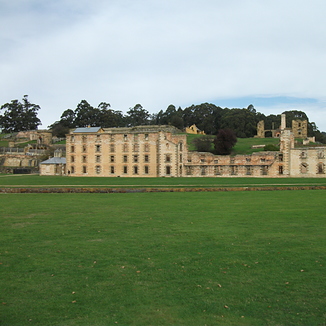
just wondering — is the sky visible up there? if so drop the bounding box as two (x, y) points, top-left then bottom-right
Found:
(1, 0), (326, 131)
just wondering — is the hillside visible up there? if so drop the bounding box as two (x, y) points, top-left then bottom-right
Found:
(187, 134), (280, 155)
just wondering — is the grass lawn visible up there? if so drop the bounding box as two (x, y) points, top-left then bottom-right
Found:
(233, 138), (279, 155)
(186, 134), (280, 154)
(0, 190), (325, 325)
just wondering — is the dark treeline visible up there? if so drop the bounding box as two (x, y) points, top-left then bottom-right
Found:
(49, 100), (326, 143)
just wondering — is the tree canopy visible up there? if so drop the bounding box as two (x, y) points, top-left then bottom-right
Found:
(214, 129), (237, 155)
(0, 95), (41, 133)
(1, 97), (325, 144)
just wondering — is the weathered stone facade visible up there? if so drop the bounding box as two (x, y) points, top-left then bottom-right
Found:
(0, 147), (45, 173)
(66, 126), (186, 177)
(16, 130), (53, 145)
(184, 151), (279, 177)
(39, 150), (66, 176)
(63, 121), (326, 178)
(256, 114), (308, 139)
(291, 119), (308, 139)
(185, 124), (205, 135)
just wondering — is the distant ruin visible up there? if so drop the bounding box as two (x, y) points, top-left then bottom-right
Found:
(0, 129), (65, 173)
(256, 118), (308, 139)
(185, 124), (205, 135)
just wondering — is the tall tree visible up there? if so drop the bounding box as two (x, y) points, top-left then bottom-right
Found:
(213, 129), (237, 155)
(99, 102), (124, 128)
(220, 107), (257, 138)
(0, 95), (41, 132)
(183, 103), (223, 134)
(60, 109), (76, 128)
(125, 104), (150, 126)
(74, 100), (101, 127)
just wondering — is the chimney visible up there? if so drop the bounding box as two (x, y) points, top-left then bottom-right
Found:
(281, 114), (286, 130)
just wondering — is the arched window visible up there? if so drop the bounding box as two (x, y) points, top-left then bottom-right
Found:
(279, 165), (283, 174)
(317, 163), (325, 174)
(300, 163), (308, 174)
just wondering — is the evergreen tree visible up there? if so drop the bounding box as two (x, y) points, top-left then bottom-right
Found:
(0, 95), (41, 132)
(214, 129), (237, 155)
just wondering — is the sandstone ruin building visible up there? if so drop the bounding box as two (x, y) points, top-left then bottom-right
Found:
(62, 114), (325, 178)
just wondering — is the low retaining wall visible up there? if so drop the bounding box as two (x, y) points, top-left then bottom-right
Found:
(0, 186), (326, 193)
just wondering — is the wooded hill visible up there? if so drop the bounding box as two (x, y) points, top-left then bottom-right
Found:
(1, 96), (325, 143)
(50, 101), (326, 143)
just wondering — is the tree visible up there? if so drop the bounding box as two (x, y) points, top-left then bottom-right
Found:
(0, 95), (41, 132)
(220, 107), (257, 138)
(183, 103), (222, 134)
(213, 129), (237, 155)
(48, 121), (70, 138)
(99, 102), (124, 128)
(60, 109), (76, 128)
(125, 104), (150, 126)
(74, 100), (101, 127)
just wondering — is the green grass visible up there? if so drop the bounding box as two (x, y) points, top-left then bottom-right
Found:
(0, 190), (325, 325)
(186, 134), (280, 154)
(233, 138), (279, 155)
(54, 139), (66, 145)
(0, 140), (8, 147)
(0, 134), (9, 147)
(15, 140), (37, 148)
(186, 134), (210, 151)
(0, 138), (37, 148)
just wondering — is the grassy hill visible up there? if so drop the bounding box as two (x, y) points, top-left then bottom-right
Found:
(186, 134), (279, 155)
(233, 137), (279, 154)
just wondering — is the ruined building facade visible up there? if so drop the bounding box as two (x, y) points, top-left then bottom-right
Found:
(256, 118), (308, 139)
(65, 126), (186, 177)
(64, 116), (325, 178)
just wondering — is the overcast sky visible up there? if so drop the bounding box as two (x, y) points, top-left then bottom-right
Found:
(1, 0), (326, 131)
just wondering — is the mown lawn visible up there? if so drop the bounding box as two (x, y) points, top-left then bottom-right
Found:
(0, 190), (325, 325)
(233, 138), (279, 155)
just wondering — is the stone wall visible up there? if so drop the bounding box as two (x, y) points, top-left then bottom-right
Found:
(289, 147), (325, 177)
(0, 154), (40, 168)
(184, 151), (281, 177)
(63, 123), (326, 178)
(66, 127), (187, 177)
(292, 120), (308, 139)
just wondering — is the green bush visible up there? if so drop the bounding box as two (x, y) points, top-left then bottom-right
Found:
(264, 144), (279, 151)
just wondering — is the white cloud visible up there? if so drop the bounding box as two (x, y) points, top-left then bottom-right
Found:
(1, 0), (326, 130)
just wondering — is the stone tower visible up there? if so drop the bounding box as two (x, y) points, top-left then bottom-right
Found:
(279, 128), (294, 175)
(256, 120), (265, 138)
(281, 114), (286, 130)
(292, 120), (308, 139)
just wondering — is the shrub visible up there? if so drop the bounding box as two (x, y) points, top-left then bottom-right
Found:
(192, 135), (214, 152)
(264, 144), (279, 151)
